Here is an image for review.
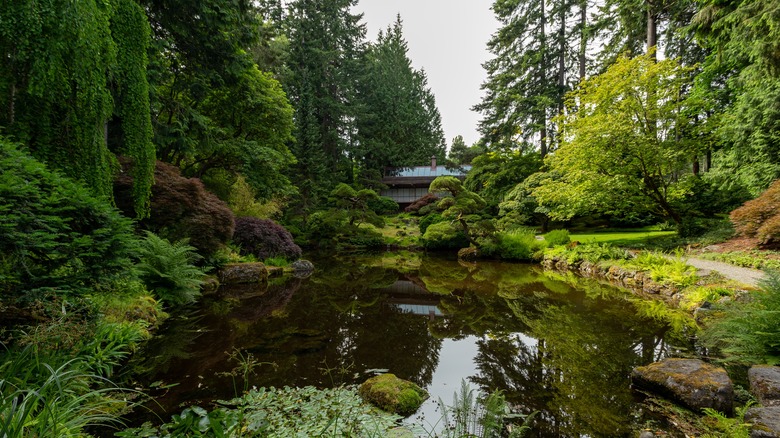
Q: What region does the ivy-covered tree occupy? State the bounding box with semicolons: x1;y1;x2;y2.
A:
0;0;155;216
354;16;446;183
534;54;698;224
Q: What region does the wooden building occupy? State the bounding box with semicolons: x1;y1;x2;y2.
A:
380;156;471;207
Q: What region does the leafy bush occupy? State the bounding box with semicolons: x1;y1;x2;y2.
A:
543;229;571;247
343;228;386;249
136;231;206;306
367;196;400;215
701;270;780;364
233;217;302;261
118;386;402;437
228;175;283;219
730;179;780;246
0;140;136;296
484;229;546;261
405;193;439;214
419;213;446;235
422;222;470;250
624;251;698;287
114;158;235;255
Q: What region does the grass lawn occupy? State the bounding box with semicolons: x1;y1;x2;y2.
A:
569;227;677;246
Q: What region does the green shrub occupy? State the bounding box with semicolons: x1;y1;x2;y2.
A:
419;213;445;235
367;196;400;215
422;222;470;250
701;270;780;364
544;243;631;265
543;229;571;247
264;257;290;267
343;228;386;249
136;231;206;306
486;229;546;260
625;251;698;287
0;140;136;297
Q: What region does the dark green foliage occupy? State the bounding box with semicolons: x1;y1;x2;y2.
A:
114;159;235;256
0;140;135;297
448;136;484;165
233;217;302;261
543;230;571;247
0;0;155;212
702;271;780;364
136;232;206;306
419;213;446;235
422;222;470;250
405;193;440;214
143;0;295;203
464;150;542;208
283;0;366;210
367;196;400;215
354;17;446;176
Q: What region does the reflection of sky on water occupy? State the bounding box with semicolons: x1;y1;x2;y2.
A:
407;333;539;434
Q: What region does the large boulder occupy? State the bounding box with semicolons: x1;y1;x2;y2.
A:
745;406;780;437
749;365;780;407
457;247;479;261
219;262;268;284
631;358;734;414
358;374;428;417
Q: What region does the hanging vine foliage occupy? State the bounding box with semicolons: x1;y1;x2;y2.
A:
0;0;155;215
110;0;155;217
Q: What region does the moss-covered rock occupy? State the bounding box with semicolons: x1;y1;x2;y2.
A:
219;262;268;284
631;358;734;414
358;373;428;417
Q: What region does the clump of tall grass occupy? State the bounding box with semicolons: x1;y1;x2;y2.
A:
701;270;780;364
0;346;129;438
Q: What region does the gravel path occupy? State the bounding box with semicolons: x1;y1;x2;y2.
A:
684;257;764;287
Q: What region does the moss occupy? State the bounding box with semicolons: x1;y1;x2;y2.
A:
358;373;428;417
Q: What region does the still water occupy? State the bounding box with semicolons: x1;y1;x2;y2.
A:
130;252;685;436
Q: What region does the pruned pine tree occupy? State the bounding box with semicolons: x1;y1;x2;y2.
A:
355;16;446;185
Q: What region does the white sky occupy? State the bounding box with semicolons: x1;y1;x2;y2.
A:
354;0;499;148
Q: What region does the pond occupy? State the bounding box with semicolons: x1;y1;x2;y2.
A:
128;251;689;437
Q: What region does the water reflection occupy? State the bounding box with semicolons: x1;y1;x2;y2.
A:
130;252;682;436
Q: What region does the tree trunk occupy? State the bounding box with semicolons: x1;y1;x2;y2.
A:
540;0;548;157
646;1;657;58
579;0;587;81
692;155;700;175
7;82;15;125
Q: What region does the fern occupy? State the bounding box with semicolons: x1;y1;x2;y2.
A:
136;231;205;306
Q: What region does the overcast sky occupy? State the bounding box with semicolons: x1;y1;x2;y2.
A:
354;0;499;148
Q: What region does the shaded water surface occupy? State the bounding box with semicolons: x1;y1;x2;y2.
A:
130;252;684;436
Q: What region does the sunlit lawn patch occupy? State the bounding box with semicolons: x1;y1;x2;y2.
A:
569;228;676;246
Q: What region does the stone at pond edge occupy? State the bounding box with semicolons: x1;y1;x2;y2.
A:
749;365;780;407
631;358;734;414
745;406;780;438
290;259;314;276
201;276;220;294
219;262;268;284
358;373;428;417
458;247;479;261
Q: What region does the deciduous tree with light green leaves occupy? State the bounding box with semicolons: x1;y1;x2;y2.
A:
534;53;698;224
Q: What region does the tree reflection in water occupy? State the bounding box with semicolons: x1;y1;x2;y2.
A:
131;252;683;436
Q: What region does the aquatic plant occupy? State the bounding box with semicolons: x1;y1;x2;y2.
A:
435;380;534;438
